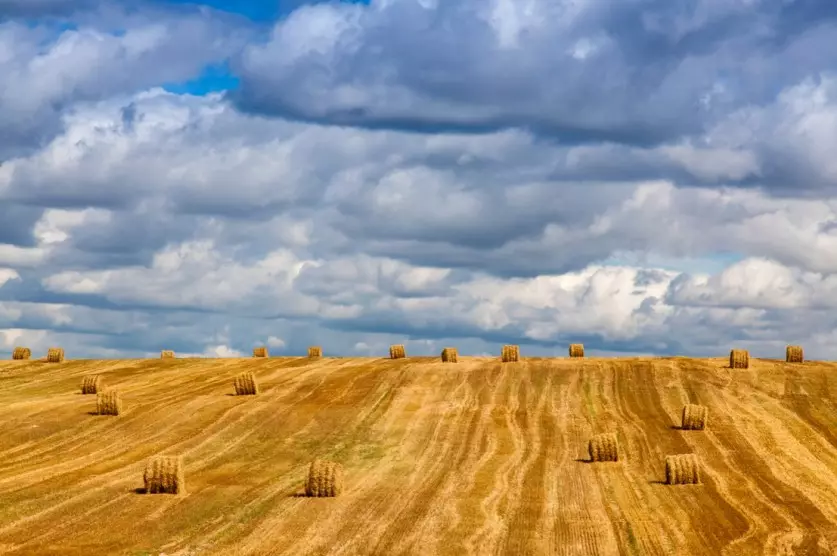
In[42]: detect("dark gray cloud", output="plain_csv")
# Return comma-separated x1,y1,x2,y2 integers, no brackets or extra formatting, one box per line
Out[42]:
232,0,837,146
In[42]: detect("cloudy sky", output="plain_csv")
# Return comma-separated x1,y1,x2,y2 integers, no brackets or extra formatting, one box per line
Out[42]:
1,0,836,360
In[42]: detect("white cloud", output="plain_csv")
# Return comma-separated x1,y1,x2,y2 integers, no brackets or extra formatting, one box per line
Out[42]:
266,336,286,349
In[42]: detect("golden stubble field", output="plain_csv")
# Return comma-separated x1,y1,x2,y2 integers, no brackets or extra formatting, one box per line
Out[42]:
1,355,837,555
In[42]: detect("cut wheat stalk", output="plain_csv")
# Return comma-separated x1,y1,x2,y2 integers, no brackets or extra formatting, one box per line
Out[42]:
680,404,708,430
12,347,30,360
81,375,102,395
96,391,122,416
143,455,185,495
389,344,406,359
588,432,619,462
729,349,749,369
786,345,803,363
501,344,520,363
305,459,344,497
665,454,701,485
569,343,585,358
46,347,65,363
441,347,458,363
234,372,259,396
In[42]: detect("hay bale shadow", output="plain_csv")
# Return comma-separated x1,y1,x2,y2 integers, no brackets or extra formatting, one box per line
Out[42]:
648,480,667,485
575,458,593,464
133,487,147,494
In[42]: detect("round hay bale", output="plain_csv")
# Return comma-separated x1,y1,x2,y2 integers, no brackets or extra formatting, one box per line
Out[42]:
786,345,804,363
234,372,259,396
681,404,708,430
441,347,458,363
160,350,175,359
143,455,185,495
12,347,30,360
81,375,102,395
46,347,65,363
252,346,268,358
501,344,520,363
569,343,585,358
308,346,323,358
665,454,701,485
588,432,618,462
729,349,749,369
305,459,344,497
96,390,122,416
389,344,406,359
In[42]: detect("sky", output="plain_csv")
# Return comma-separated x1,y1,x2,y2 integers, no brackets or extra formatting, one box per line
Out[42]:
1,0,837,360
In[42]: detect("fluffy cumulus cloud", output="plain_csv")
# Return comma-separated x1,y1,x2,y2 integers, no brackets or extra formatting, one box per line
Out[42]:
1,0,837,360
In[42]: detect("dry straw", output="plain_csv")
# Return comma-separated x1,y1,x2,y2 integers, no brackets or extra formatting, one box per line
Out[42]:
46,347,65,363
81,375,103,395
501,344,520,363
253,346,268,358
12,347,30,360
160,350,175,359
569,343,585,358
665,454,701,485
681,404,708,430
305,459,344,497
143,455,185,495
308,346,323,358
729,349,749,369
441,347,458,363
786,345,804,363
588,432,619,462
389,344,406,359
96,391,122,416
234,372,259,396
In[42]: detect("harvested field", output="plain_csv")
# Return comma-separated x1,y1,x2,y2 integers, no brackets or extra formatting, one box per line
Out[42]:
1,356,837,554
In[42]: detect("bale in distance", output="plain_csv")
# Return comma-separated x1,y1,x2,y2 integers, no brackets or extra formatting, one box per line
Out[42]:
253,346,268,358
729,349,749,369
681,404,708,430
46,347,65,363
308,346,323,358
501,345,520,363
389,344,406,359
96,391,122,416
569,343,585,358
305,459,344,497
588,432,618,462
441,347,458,363
12,347,30,360
160,350,175,359
665,454,701,485
786,345,804,363
143,455,185,495
234,372,259,396
81,375,103,395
